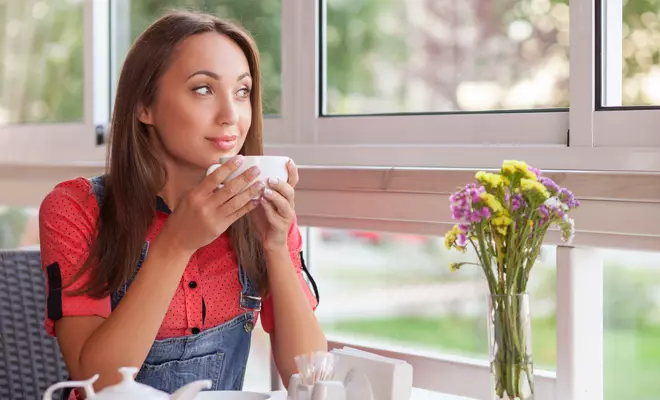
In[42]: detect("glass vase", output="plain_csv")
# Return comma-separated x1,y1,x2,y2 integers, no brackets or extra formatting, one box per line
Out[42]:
487,293,535,400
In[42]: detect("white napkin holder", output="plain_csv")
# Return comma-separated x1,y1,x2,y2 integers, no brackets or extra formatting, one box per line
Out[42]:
329,346,413,400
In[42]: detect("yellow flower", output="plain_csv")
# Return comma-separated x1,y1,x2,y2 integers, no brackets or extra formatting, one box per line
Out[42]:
449,262,461,272
501,160,537,181
475,171,505,189
491,209,512,235
479,192,504,214
528,219,534,228
521,178,550,199
455,245,467,253
444,225,459,249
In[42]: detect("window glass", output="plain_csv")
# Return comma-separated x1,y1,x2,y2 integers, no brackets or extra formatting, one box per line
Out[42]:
0,0,84,125
309,227,557,371
621,2,660,106
323,0,570,115
602,249,660,399
0,206,39,250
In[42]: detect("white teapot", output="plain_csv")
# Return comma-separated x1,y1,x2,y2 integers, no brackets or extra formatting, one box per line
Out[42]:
43,366,212,400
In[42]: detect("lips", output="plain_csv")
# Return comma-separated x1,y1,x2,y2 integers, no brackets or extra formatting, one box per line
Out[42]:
207,135,237,151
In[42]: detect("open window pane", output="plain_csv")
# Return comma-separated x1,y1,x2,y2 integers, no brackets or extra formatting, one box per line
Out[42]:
0,0,84,125
600,0,660,106
323,0,570,115
603,249,660,399
111,0,281,115
309,227,557,371
621,1,660,106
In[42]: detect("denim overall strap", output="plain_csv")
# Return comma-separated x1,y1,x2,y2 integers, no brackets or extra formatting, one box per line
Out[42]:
89,175,105,207
238,264,262,312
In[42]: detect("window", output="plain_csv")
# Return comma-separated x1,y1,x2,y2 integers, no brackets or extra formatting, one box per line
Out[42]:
602,249,660,399
0,0,84,124
308,227,557,371
243,324,273,391
594,0,660,148
599,0,660,107
111,0,282,115
0,206,39,250
322,0,570,115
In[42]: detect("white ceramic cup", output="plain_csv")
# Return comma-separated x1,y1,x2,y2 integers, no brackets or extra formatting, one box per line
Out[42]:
206,156,291,199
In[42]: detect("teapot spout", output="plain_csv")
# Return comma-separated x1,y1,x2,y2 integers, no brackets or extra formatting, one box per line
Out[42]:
170,379,212,400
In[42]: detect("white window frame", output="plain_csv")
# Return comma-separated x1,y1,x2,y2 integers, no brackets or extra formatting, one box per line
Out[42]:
264,0,660,171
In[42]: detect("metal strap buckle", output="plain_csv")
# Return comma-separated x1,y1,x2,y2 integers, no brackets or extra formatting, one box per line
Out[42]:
240,294,262,312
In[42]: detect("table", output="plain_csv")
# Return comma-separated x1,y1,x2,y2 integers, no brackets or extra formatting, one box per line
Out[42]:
268,388,475,399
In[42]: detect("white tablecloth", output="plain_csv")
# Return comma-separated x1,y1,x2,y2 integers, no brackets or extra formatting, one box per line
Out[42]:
267,388,474,400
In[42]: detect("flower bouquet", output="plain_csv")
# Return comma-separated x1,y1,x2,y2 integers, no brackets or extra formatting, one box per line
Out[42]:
443,160,579,400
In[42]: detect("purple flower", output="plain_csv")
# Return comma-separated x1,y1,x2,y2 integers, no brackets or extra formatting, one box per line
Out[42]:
449,184,487,222
457,233,468,246
539,176,560,195
529,166,542,178
558,188,580,209
504,193,524,211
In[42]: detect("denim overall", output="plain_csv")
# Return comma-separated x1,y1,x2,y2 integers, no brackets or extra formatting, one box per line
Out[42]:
88,176,262,393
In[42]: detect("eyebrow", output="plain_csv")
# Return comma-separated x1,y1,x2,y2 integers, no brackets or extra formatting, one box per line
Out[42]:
186,70,251,81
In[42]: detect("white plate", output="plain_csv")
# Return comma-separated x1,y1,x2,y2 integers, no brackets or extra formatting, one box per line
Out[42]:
195,391,272,400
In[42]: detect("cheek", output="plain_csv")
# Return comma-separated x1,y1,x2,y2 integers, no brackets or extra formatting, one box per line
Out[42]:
152,95,206,143
237,102,252,138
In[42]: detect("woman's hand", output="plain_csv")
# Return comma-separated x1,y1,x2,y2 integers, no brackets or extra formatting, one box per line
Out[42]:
252,159,299,252
160,155,265,254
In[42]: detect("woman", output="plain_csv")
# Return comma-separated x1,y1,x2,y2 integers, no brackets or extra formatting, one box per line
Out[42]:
38,10,326,396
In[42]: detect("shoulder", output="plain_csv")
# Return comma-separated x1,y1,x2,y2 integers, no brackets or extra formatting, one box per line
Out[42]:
39,177,100,231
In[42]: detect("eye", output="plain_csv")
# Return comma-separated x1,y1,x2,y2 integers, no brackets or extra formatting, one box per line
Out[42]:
237,87,251,99
193,85,213,96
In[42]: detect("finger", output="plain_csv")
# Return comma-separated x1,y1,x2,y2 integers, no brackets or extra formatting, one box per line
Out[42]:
213,165,261,206
228,197,261,222
267,177,295,205
259,195,280,222
263,187,293,219
220,180,265,216
199,155,245,195
286,159,299,188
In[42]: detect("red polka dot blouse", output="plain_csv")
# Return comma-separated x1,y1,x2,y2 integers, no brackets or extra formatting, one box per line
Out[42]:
38,177,318,339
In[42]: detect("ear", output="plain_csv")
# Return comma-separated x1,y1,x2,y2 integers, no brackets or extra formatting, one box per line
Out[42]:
137,103,153,125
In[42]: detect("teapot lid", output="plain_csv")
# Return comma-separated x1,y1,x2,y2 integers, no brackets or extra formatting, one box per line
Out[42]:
93,367,169,400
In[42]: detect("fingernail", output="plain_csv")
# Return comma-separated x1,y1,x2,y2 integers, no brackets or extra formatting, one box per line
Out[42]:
268,177,279,185
251,199,261,206
264,188,273,197
248,166,260,178
254,181,265,191
234,155,244,165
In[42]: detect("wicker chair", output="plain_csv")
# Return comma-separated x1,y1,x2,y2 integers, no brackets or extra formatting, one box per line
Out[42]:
0,249,68,399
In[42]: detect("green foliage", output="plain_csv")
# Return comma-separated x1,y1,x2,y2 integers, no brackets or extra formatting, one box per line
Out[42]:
325,0,409,101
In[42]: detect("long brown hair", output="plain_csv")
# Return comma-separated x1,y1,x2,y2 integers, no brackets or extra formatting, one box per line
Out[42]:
67,10,267,298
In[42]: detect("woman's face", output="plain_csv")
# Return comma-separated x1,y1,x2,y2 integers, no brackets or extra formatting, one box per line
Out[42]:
139,32,252,171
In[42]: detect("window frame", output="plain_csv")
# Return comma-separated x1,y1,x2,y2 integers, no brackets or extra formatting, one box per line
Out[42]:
0,0,109,166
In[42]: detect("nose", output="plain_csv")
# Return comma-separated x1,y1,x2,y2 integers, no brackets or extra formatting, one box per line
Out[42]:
216,92,239,126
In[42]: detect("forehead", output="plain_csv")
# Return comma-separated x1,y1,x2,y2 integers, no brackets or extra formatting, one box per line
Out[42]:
167,31,250,78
